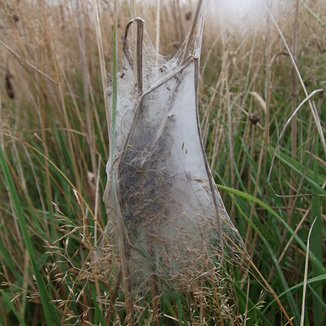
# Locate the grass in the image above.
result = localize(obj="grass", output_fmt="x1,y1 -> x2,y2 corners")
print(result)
0,0 -> 325,325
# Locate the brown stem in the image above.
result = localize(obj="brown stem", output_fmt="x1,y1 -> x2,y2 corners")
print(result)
106,267 -> 122,324
136,19 -> 144,96
182,0 -> 203,64
249,260 -> 294,326
122,17 -> 144,97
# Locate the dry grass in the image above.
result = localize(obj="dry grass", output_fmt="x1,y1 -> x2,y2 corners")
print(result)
0,0 -> 325,325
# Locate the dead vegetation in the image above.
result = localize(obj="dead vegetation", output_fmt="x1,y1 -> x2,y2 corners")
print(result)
0,0 -> 325,325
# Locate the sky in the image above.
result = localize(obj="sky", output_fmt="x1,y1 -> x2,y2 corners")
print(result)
211,0 -> 264,14
205,0 -> 296,31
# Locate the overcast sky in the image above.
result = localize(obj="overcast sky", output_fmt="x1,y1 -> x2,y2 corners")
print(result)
205,0 -> 297,31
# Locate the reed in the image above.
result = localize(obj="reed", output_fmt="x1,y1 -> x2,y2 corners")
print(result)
0,0 -> 325,325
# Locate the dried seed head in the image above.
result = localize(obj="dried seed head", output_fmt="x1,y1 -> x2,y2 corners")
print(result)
11,14 -> 19,23
5,71 -> 14,99
185,11 -> 192,21
249,112 -> 260,125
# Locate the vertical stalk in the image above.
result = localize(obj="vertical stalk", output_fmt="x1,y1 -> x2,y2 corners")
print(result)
172,0 -> 180,42
76,1 -> 97,190
263,0 -> 271,202
153,4 -> 161,322
246,0 -> 271,259
92,0 -> 108,143
311,128 -> 322,325
111,21 -> 135,326
130,0 -> 135,17
264,0 -> 271,147
150,271 -> 160,326
182,0 -> 203,63
155,0 -> 160,67
176,0 -> 185,40
218,6 -> 235,205
289,0 -> 299,218
110,23 -> 117,159
136,19 -> 144,96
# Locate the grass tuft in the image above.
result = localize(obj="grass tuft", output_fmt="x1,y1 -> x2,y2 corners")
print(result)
0,0 -> 325,325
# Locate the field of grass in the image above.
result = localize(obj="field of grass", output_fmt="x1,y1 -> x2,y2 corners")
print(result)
0,0 -> 325,325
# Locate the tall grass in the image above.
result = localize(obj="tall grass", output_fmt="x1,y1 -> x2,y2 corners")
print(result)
0,0 -> 325,325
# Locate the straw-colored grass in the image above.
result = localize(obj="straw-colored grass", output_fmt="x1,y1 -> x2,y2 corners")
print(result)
0,0 -> 325,325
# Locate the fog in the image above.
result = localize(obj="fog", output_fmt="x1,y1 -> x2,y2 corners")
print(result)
207,0 -> 296,31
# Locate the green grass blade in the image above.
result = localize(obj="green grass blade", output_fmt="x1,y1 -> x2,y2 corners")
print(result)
271,150 -> 326,193
176,292 -> 186,326
218,185 -> 300,322
310,137 -> 324,325
0,236 -> 23,281
264,274 -> 326,311
0,290 -> 27,326
92,286 -> 106,326
234,282 -> 273,326
0,147 -> 61,326
217,184 -> 326,275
